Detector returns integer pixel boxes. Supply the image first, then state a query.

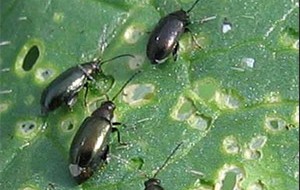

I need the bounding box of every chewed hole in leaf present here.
[189,178,214,189]
[247,180,265,190]
[124,25,144,44]
[21,122,35,133]
[15,39,44,76]
[187,113,212,132]
[61,119,75,132]
[293,106,299,124]
[35,68,54,82]
[16,120,39,139]
[22,45,40,71]
[192,78,219,101]
[88,97,106,113]
[128,54,145,70]
[264,91,281,103]
[215,165,244,190]
[223,136,240,154]
[264,116,287,132]
[129,157,144,170]
[21,186,37,190]
[222,172,237,190]
[46,183,56,190]
[53,12,64,23]
[214,90,242,110]
[243,148,262,160]
[280,27,299,49]
[0,103,9,113]
[122,83,155,106]
[171,96,196,121]
[232,57,255,72]
[249,135,267,150]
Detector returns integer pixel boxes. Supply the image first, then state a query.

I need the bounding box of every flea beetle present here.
[146,0,200,64]
[69,71,140,184]
[40,54,133,115]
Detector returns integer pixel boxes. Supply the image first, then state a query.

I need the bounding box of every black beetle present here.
[146,0,200,64]
[40,54,134,115]
[144,142,183,190]
[69,71,140,184]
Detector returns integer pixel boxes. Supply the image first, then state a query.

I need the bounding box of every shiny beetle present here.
[146,0,200,64]
[144,142,183,190]
[69,71,140,184]
[40,54,133,115]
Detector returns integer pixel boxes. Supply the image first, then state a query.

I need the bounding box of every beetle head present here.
[170,10,189,23]
[91,100,116,121]
[91,60,101,72]
[144,178,163,189]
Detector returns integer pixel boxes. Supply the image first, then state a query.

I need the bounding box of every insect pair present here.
[39,51,142,185]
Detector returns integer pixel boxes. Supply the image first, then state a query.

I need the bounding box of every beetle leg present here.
[104,94,109,101]
[83,83,89,107]
[111,126,127,146]
[78,65,96,82]
[112,122,128,128]
[190,33,202,49]
[172,42,179,61]
[100,145,109,161]
[66,93,78,109]
[186,28,202,49]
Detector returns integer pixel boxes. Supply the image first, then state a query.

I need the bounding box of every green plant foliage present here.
[0,0,298,189]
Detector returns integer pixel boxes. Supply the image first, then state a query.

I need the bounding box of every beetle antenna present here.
[152,142,183,178]
[100,54,135,66]
[111,70,141,101]
[187,0,200,13]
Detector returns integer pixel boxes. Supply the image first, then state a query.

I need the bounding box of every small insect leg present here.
[186,28,202,49]
[83,83,89,107]
[112,124,127,146]
[172,42,179,61]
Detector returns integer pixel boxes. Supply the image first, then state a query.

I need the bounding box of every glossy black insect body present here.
[40,54,133,115]
[144,142,183,190]
[146,0,200,64]
[69,71,140,184]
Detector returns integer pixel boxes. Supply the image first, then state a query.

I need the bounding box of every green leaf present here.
[0,0,298,190]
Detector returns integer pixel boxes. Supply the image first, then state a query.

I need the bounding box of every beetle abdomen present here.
[69,117,111,184]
